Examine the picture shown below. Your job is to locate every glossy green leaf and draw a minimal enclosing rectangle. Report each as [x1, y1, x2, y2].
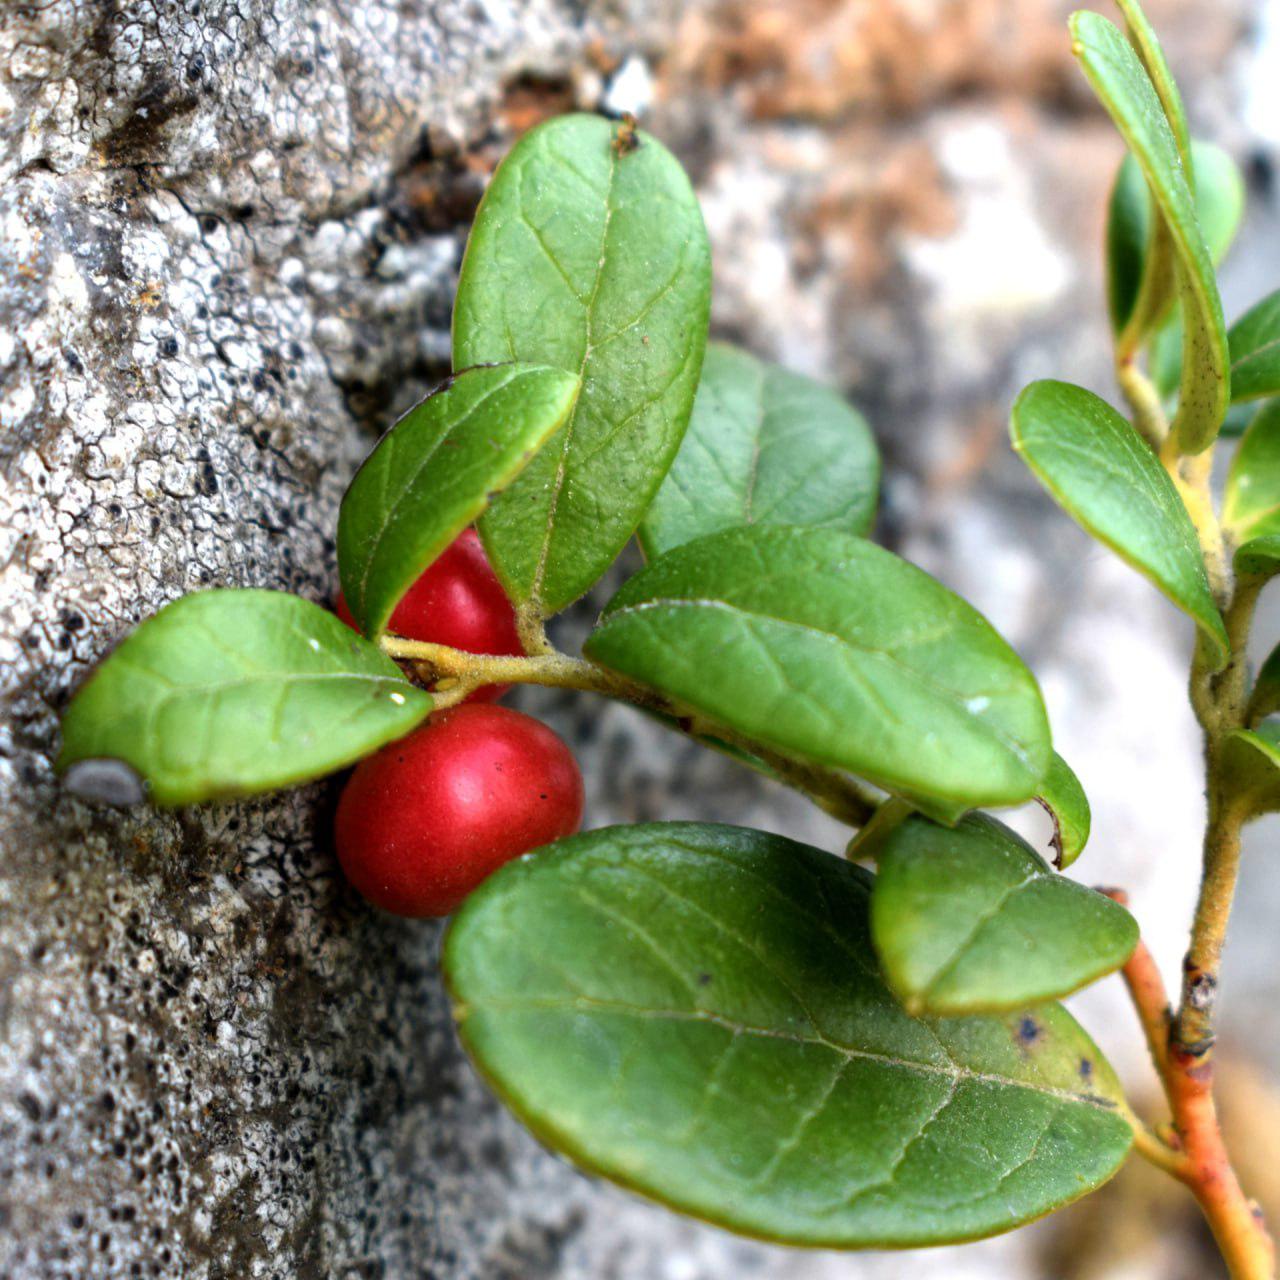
[445, 822, 1133, 1247]
[1248, 645, 1280, 723]
[1106, 150, 1163, 338]
[1037, 751, 1092, 869]
[1011, 380, 1227, 667]
[1072, 11, 1229, 452]
[1222, 400, 1272, 439]
[1228, 289, 1280, 405]
[870, 815, 1136, 1017]
[1147, 143, 1247, 398]
[1225, 400, 1280, 542]
[638, 343, 879, 560]
[57, 591, 430, 806]
[454, 113, 711, 615]
[337, 365, 580, 637]
[1223, 722, 1280, 817]
[585, 526, 1051, 821]
[1112, 0, 1191, 171]
[1235, 535, 1280, 581]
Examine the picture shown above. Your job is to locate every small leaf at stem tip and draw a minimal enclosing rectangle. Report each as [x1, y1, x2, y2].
[1011, 379, 1228, 669]
[454, 112, 712, 616]
[1072, 10, 1229, 453]
[444, 821, 1133, 1247]
[585, 525, 1052, 821]
[870, 813, 1138, 1016]
[57, 590, 432, 807]
[1225, 400, 1280, 543]
[1036, 751, 1092, 869]
[1227, 289, 1280, 406]
[1223, 723, 1280, 820]
[337, 364, 581, 639]
[638, 343, 880, 560]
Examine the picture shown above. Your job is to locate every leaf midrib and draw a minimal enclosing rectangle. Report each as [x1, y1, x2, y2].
[528, 138, 619, 608]
[599, 596, 1037, 771]
[460, 992, 1115, 1111]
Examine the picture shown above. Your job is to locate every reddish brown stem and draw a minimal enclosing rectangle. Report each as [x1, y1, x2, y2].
[1111, 891, 1275, 1279]
[1165, 1044, 1276, 1280]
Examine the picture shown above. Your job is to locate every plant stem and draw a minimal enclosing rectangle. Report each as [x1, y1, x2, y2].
[1114, 570, 1275, 1279]
[379, 636, 878, 827]
[1116, 356, 1170, 451]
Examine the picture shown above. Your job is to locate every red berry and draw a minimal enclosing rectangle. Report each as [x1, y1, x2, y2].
[336, 529, 521, 703]
[334, 705, 585, 917]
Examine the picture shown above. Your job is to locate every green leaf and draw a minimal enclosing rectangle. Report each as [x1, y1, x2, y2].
[1011, 380, 1227, 667]
[1223, 722, 1280, 817]
[870, 814, 1136, 1017]
[57, 591, 430, 806]
[1249, 645, 1280, 723]
[638, 343, 879, 560]
[1106, 150, 1161, 338]
[445, 822, 1133, 1247]
[584, 525, 1051, 821]
[1112, 0, 1191, 171]
[337, 365, 581, 637]
[1148, 143, 1246, 398]
[454, 113, 712, 615]
[1225, 400, 1280, 542]
[1228, 289, 1280, 406]
[1222, 400, 1272, 439]
[1072, 11, 1229, 452]
[1037, 751, 1092, 870]
[1236, 535, 1280, 581]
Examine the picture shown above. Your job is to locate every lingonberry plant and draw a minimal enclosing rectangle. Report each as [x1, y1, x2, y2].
[55, 3, 1280, 1271]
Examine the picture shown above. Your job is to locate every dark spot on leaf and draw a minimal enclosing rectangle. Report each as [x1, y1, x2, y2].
[697, 972, 712, 987]
[1017, 1016, 1041, 1046]
[1079, 1057, 1093, 1080]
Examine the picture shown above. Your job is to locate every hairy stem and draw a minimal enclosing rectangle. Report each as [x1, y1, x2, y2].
[380, 636, 878, 827]
[1116, 356, 1170, 451]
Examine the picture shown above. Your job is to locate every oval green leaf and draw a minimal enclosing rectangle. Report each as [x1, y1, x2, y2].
[1072, 11, 1229, 452]
[57, 590, 430, 806]
[1011, 379, 1227, 667]
[1037, 751, 1092, 869]
[584, 525, 1051, 820]
[337, 364, 580, 637]
[1223, 722, 1280, 818]
[454, 113, 712, 615]
[1225, 399, 1280, 543]
[1146, 143, 1246, 398]
[1112, 0, 1191, 172]
[445, 822, 1133, 1247]
[1228, 289, 1280, 406]
[1236, 535, 1280, 581]
[1248, 644, 1280, 723]
[870, 814, 1136, 1017]
[638, 343, 880, 560]
[1106, 149, 1165, 339]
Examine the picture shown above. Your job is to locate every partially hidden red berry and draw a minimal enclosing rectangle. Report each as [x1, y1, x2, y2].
[336, 528, 521, 703]
[334, 705, 585, 918]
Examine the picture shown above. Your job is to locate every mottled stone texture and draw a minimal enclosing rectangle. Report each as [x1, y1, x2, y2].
[1, 0, 1275, 1277]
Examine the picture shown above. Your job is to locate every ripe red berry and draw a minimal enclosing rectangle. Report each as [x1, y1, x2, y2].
[334, 705, 585, 918]
[337, 528, 521, 703]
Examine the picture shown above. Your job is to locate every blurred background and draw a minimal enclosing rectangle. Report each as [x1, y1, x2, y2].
[1, 0, 1279, 1276]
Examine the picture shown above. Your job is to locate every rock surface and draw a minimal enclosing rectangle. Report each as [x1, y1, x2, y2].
[0, 0, 1275, 1277]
